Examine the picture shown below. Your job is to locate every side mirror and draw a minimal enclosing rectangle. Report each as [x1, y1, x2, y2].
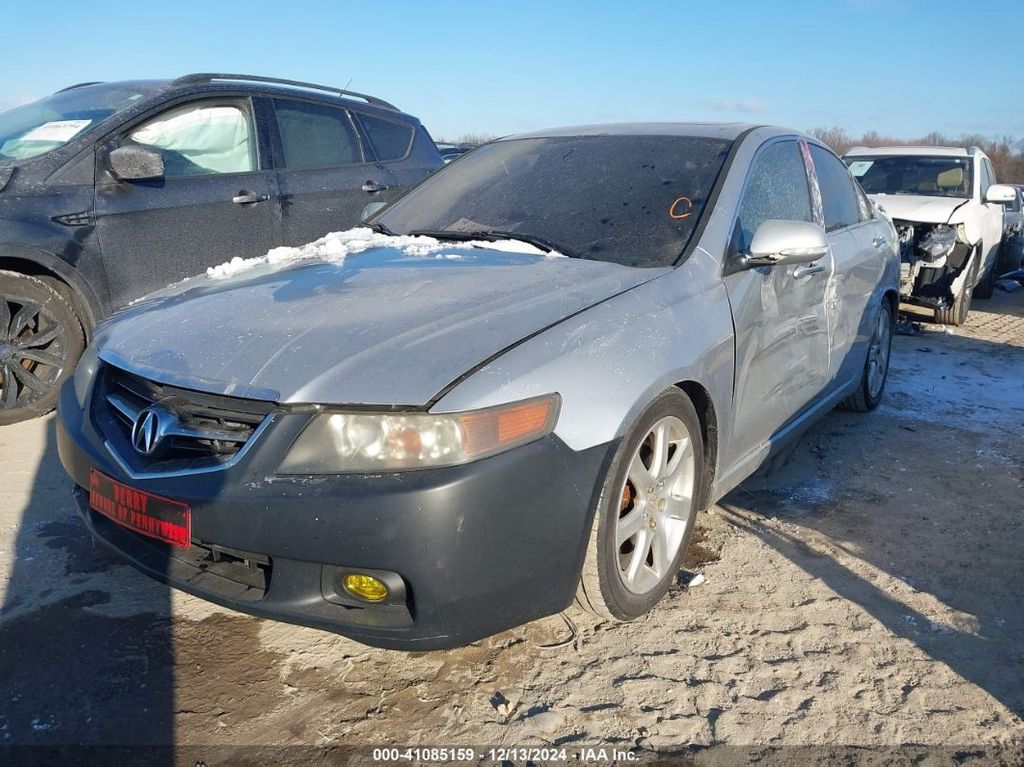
[361, 201, 388, 222]
[108, 145, 164, 181]
[985, 183, 1016, 204]
[744, 219, 829, 267]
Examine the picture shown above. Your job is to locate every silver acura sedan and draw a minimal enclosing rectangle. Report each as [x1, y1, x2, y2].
[56, 124, 899, 649]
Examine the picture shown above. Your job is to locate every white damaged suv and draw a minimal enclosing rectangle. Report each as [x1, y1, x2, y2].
[844, 145, 1016, 324]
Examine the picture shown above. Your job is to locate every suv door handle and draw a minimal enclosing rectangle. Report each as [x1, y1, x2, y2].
[232, 192, 270, 205]
[361, 181, 390, 193]
[793, 263, 825, 279]
[872, 236, 887, 249]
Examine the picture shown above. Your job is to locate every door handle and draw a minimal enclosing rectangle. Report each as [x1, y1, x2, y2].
[232, 192, 270, 205]
[361, 181, 390, 193]
[793, 263, 825, 279]
[872, 236, 887, 249]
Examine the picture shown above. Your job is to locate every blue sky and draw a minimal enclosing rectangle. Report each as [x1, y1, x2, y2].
[1, 0, 1019, 141]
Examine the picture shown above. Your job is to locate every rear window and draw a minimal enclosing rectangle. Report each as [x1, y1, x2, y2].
[358, 114, 414, 161]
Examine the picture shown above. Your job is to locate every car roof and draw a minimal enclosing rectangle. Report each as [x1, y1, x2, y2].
[845, 145, 972, 158]
[58, 75, 415, 120]
[505, 122, 765, 141]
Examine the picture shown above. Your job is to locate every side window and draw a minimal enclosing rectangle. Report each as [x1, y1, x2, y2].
[734, 140, 812, 252]
[809, 145, 860, 232]
[273, 99, 362, 170]
[127, 102, 255, 177]
[854, 182, 874, 222]
[357, 113, 414, 161]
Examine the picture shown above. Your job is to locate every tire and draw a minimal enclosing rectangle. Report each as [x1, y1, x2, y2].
[0, 270, 85, 426]
[974, 249, 995, 301]
[576, 389, 704, 622]
[933, 249, 977, 326]
[841, 300, 893, 412]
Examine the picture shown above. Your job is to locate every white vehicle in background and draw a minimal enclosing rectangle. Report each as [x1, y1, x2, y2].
[844, 145, 1016, 325]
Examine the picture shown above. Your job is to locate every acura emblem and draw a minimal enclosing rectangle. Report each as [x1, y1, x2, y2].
[131, 406, 175, 456]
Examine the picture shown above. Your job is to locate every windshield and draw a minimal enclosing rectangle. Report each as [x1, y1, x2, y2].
[375, 134, 732, 268]
[846, 155, 973, 199]
[0, 82, 156, 163]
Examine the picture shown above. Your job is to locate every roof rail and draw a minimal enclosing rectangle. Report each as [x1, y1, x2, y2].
[55, 81, 103, 94]
[170, 73, 398, 110]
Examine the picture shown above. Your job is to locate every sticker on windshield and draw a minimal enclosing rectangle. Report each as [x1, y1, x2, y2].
[847, 160, 873, 177]
[19, 119, 92, 143]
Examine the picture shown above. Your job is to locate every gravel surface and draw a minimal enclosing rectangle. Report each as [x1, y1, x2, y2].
[1, 291, 1022, 762]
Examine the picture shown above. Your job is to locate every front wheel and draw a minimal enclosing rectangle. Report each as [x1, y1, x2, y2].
[0, 271, 85, 426]
[934, 249, 977, 325]
[576, 389, 703, 621]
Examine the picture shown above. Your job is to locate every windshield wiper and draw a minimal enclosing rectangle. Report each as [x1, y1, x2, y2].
[368, 221, 396, 236]
[408, 229, 579, 258]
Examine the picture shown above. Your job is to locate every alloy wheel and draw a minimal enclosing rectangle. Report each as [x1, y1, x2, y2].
[0, 295, 70, 412]
[615, 416, 696, 595]
[866, 308, 891, 399]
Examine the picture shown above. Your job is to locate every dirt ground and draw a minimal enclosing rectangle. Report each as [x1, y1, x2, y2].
[0, 288, 1022, 763]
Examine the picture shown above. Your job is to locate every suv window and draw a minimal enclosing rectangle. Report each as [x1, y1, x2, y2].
[358, 113, 413, 161]
[810, 145, 859, 232]
[734, 140, 812, 252]
[273, 99, 362, 169]
[127, 102, 255, 177]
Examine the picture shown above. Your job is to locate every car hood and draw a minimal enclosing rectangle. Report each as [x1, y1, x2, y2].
[96, 245, 664, 406]
[868, 193, 970, 225]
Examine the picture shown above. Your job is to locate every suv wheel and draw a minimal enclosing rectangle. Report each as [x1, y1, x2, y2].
[0, 271, 85, 426]
[576, 389, 703, 621]
[933, 248, 977, 326]
[973, 253, 996, 300]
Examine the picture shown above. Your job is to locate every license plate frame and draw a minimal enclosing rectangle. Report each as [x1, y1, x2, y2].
[88, 469, 191, 549]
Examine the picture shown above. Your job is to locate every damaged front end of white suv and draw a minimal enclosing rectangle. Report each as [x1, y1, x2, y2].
[845, 146, 1013, 324]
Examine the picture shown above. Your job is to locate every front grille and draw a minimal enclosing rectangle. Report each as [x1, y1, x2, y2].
[92, 362, 275, 474]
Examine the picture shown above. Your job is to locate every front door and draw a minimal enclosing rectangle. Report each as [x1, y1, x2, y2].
[94, 97, 281, 307]
[722, 139, 833, 466]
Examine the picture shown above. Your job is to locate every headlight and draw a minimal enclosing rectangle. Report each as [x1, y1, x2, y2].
[917, 225, 956, 262]
[279, 394, 561, 474]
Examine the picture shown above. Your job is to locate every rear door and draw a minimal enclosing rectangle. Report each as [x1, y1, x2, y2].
[806, 142, 886, 391]
[267, 97, 396, 246]
[94, 97, 281, 306]
[722, 138, 833, 462]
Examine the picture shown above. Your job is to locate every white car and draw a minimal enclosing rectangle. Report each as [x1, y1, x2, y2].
[844, 145, 1016, 324]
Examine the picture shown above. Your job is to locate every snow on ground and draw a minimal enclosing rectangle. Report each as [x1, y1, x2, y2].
[206, 227, 563, 280]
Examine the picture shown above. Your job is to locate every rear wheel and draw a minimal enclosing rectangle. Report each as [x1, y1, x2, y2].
[576, 389, 703, 621]
[0, 271, 85, 426]
[841, 300, 893, 412]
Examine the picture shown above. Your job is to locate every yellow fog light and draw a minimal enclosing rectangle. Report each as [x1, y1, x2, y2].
[342, 573, 390, 603]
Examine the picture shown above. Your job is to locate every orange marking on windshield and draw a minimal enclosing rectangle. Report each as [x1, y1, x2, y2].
[669, 196, 693, 220]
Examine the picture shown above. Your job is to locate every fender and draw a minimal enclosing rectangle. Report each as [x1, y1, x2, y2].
[0, 242, 105, 332]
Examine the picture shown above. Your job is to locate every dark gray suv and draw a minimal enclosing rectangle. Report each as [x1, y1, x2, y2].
[0, 73, 443, 424]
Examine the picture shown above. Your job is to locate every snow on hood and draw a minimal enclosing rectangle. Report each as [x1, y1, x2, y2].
[98, 242, 662, 407]
[205, 227, 563, 279]
[868, 194, 970, 226]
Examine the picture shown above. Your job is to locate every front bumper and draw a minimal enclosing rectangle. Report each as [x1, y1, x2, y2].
[56, 381, 612, 650]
